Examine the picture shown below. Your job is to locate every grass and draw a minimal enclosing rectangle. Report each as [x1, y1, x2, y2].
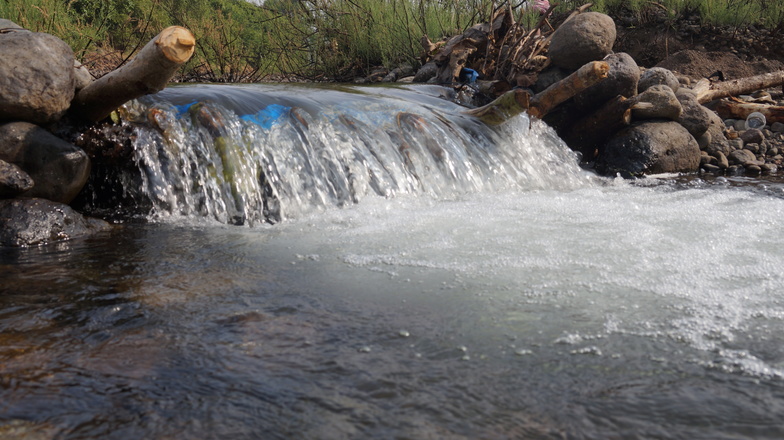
[2, 0, 783, 82]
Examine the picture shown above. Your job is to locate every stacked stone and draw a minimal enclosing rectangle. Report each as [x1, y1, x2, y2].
[0, 19, 110, 246]
[531, 13, 702, 177]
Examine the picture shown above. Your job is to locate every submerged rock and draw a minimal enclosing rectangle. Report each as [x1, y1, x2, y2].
[0, 198, 112, 247]
[0, 122, 91, 204]
[0, 22, 76, 124]
[596, 121, 701, 177]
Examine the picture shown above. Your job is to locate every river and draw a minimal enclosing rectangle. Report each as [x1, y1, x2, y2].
[2, 84, 784, 439]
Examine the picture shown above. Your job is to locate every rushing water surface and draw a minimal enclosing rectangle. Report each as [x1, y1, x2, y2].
[3, 84, 784, 439]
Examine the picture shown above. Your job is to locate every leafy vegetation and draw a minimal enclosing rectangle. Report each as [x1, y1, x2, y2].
[1, 0, 782, 82]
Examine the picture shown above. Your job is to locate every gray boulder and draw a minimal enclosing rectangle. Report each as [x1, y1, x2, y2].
[548, 12, 616, 71]
[632, 85, 682, 121]
[675, 90, 712, 138]
[0, 122, 90, 204]
[573, 52, 640, 113]
[0, 198, 112, 247]
[638, 67, 680, 93]
[0, 159, 34, 198]
[0, 24, 76, 124]
[596, 121, 701, 177]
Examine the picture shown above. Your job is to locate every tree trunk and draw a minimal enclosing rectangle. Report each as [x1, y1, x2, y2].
[71, 26, 196, 122]
[527, 60, 610, 118]
[692, 70, 784, 104]
[466, 61, 609, 125]
[464, 88, 531, 125]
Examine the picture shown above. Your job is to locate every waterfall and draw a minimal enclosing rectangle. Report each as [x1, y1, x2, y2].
[114, 84, 595, 225]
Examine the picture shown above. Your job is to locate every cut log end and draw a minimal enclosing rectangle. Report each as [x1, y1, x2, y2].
[156, 26, 196, 64]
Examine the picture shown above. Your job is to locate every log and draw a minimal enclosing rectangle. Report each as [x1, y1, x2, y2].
[692, 70, 784, 104]
[714, 99, 784, 124]
[527, 60, 610, 118]
[71, 26, 196, 122]
[465, 60, 609, 125]
[464, 88, 531, 125]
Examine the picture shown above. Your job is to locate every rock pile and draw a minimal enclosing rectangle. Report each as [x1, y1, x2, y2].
[405, 8, 784, 178]
[0, 19, 108, 246]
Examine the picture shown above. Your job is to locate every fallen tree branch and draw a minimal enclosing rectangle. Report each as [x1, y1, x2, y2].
[71, 26, 196, 122]
[692, 70, 784, 104]
[714, 99, 784, 124]
[465, 60, 610, 124]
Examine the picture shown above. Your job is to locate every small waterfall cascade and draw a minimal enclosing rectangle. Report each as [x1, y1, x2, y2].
[114, 84, 595, 224]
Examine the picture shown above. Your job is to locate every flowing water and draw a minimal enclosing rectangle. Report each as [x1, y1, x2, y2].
[2, 84, 784, 439]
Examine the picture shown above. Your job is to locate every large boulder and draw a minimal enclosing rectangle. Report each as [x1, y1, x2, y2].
[0, 198, 112, 247]
[548, 12, 616, 71]
[0, 23, 76, 124]
[595, 121, 701, 177]
[0, 122, 90, 204]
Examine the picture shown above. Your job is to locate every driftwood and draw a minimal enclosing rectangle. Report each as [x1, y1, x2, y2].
[71, 26, 196, 122]
[692, 70, 784, 104]
[714, 99, 784, 124]
[465, 60, 609, 125]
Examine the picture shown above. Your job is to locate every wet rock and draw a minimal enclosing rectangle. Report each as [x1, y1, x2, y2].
[675, 90, 711, 138]
[0, 122, 90, 204]
[0, 24, 76, 124]
[0, 159, 34, 198]
[549, 12, 616, 71]
[382, 64, 415, 83]
[0, 198, 112, 247]
[740, 128, 764, 145]
[596, 121, 700, 177]
[639, 67, 680, 93]
[771, 122, 784, 133]
[413, 61, 438, 83]
[702, 163, 721, 173]
[632, 85, 682, 121]
[745, 164, 762, 175]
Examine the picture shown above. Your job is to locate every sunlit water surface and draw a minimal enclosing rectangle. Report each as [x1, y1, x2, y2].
[2, 84, 784, 439]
